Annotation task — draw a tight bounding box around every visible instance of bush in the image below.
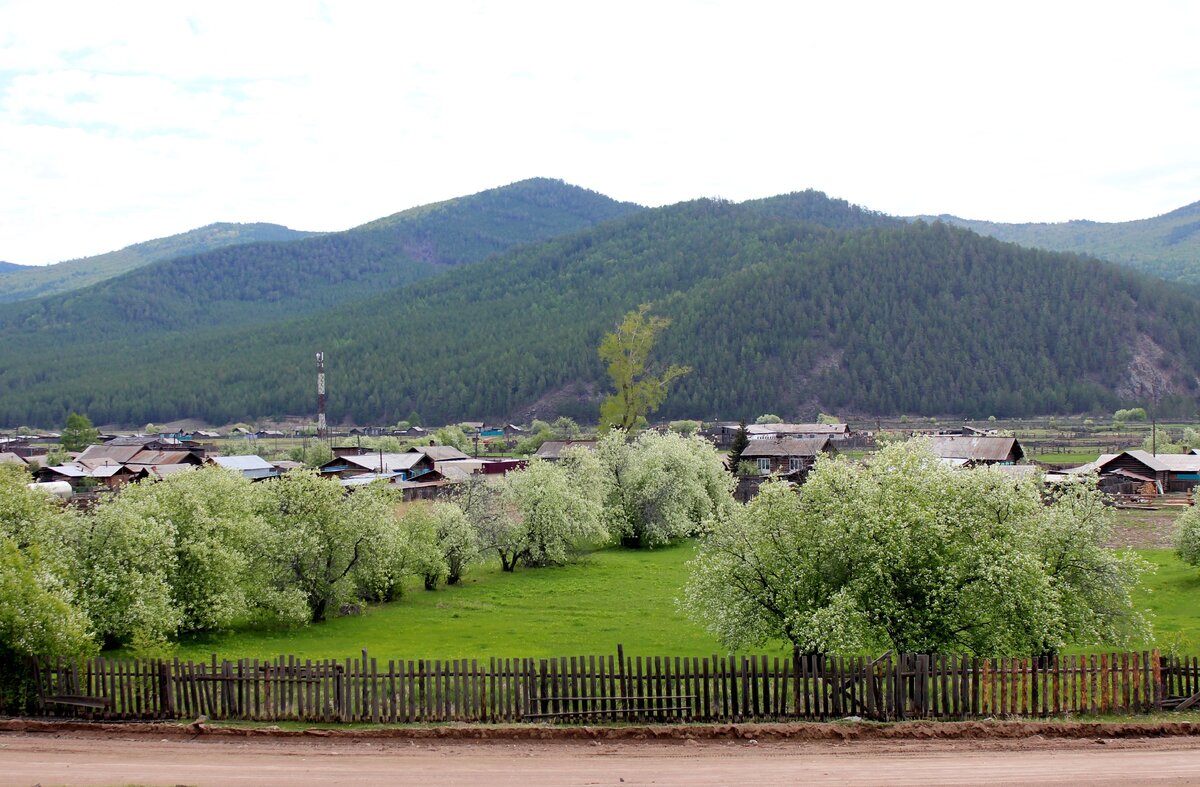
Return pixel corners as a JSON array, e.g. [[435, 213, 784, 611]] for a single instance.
[[1178, 506, 1200, 567]]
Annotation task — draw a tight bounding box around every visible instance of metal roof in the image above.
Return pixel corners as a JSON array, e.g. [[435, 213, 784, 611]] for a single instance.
[[925, 435, 1023, 462], [125, 450, 197, 466], [338, 472, 401, 487], [740, 437, 832, 458], [335, 453, 425, 472], [0, 452, 26, 465], [746, 423, 848, 436], [78, 444, 143, 464], [410, 445, 472, 461], [1119, 450, 1200, 473], [212, 455, 274, 471]]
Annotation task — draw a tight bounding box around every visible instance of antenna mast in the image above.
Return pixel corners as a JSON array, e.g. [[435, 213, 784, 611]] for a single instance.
[[316, 351, 327, 438]]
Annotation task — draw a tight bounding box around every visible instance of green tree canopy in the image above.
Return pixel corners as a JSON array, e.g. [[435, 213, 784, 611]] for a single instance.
[[684, 441, 1150, 655], [60, 412, 100, 452], [598, 305, 689, 433]]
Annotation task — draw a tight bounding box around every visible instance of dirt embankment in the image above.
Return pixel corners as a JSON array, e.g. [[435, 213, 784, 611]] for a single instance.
[[3, 717, 1200, 741], [5, 722, 1200, 787]]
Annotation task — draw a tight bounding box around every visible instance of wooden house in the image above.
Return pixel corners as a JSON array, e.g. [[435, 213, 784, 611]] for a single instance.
[[1071, 450, 1200, 494], [739, 437, 836, 477]]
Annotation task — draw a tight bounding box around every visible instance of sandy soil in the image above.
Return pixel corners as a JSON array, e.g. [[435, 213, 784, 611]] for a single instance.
[[4, 731, 1200, 786]]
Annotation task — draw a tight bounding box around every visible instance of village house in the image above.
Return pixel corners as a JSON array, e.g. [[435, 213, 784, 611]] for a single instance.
[[925, 435, 1025, 467], [739, 436, 837, 477], [1068, 450, 1200, 495], [318, 452, 435, 481]]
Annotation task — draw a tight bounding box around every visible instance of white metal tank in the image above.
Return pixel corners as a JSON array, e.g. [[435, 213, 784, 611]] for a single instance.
[[27, 481, 73, 501]]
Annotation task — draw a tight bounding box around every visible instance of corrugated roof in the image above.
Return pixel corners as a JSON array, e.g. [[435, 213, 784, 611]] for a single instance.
[[926, 435, 1023, 462], [335, 453, 425, 472], [747, 423, 848, 436], [0, 452, 26, 465], [410, 445, 472, 461], [1124, 450, 1200, 473], [212, 455, 274, 471], [125, 450, 196, 466], [740, 437, 832, 458], [78, 444, 143, 464], [338, 472, 401, 487]]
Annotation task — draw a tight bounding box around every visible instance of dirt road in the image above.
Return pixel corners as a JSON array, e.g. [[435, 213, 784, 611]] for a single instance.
[[3, 732, 1200, 786]]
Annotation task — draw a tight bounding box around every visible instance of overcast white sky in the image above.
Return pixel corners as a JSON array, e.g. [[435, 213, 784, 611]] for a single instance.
[[2, 1, 1199, 265]]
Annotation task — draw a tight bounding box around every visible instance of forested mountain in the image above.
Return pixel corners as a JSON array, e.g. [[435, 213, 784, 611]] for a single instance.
[[920, 200, 1200, 284], [3, 194, 1199, 428], [0, 261, 24, 272], [0, 222, 319, 304], [0, 178, 643, 338]]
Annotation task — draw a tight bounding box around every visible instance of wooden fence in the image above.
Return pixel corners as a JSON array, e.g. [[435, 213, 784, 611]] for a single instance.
[[24, 648, 1200, 724]]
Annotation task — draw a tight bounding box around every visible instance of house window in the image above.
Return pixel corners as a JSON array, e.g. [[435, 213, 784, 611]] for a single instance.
[[758, 458, 771, 475], [789, 457, 802, 473]]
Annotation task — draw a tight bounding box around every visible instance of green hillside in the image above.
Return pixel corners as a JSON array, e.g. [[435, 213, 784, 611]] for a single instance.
[[922, 200, 1200, 284], [3, 194, 1198, 428], [0, 223, 319, 304], [0, 178, 642, 337]]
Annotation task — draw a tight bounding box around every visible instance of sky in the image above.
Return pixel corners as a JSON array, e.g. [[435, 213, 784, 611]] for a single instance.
[[2, 1, 1199, 265]]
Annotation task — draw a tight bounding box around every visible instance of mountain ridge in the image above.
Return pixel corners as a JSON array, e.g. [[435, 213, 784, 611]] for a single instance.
[[2, 192, 1198, 427], [916, 199, 1200, 284], [0, 222, 319, 304]]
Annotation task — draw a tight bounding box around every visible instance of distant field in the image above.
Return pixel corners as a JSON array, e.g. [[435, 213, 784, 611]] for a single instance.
[[1028, 452, 1098, 465], [152, 539, 1200, 663]]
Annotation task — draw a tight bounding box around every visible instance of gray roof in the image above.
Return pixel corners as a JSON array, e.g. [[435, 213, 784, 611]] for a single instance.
[[213, 455, 275, 472], [338, 472, 401, 487], [409, 445, 471, 461], [78, 444, 144, 464], [740, 437, 832, 458], [1091, 450, 1200, 474], [747, 423, 848, 436], [925, 435, 1023, 462], [0, 452, 26, 465], [335, 453, 425, 472]]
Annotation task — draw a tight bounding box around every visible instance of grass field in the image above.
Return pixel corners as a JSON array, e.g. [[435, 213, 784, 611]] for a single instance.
[[1028, 452, 1100, 465], [169, 542, 753, 662], [157, 540, 1200, 663], [1132, 549, 1200, 654]]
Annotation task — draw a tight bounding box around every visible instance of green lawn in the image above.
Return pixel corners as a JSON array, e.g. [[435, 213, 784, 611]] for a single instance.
[[1029, 452, 1099, 465], [169, 542, 752, 662], [155, 543, 1200, 663], [1131, 549, 1200, 654]]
